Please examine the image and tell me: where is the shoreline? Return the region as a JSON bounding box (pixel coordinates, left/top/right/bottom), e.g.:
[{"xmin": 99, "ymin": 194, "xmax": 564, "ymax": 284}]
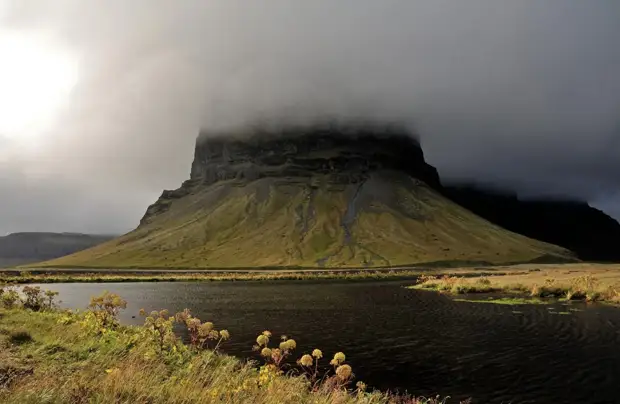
[
  {"xmin": 0, "ymin": 265, "xmax": 527, "ymax": 284},
  {"xmin": 0, "ymin": 269, "xmax": 506, "ymax": 284},
  {"xmin": 0, "ymin": 288, "xmax": 456, "ymax": 403},
  {"xmin": 2, "ymin": 263, "xmax": 619, "ymax": 285}
]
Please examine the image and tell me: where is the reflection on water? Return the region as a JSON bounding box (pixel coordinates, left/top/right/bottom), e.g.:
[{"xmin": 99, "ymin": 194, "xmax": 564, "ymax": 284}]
[{"xmin": 35, "ymin": 281, "xmax": 620, "ymax": 404}]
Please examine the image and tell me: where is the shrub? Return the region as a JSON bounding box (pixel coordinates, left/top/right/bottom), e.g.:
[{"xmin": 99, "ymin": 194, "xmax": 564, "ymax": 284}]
[
  {"xmin": 0, "ymin": 286, "xmax": 20, "ymax": 308},
  {"xmin": 87, "ymin": 291, "xmax": 127, "ymax": 330},
  {"xmin": 174, "ymin": 308, "xmax": 230, "ymax": 352},
  {"xmin": 44, "ymin": 290, "xmax": 59, "ymax": 310},
  {"xmin": 22, "ymin": 286, "xmax": 45, "ymax": 311},
  {"xmin": 20, "ymin": 286, "xmax": 59, "ymax": 311},
  {"xmin": 254, "ymin": 331, "xmax": 297, "ymax": 370},
  {"xmin": 140, "ymin": 308, "xmax": 177, "ymax": 352},
  {"xmin": 252, "ymin": 330, "xmax": 358, "ymax": 393}
]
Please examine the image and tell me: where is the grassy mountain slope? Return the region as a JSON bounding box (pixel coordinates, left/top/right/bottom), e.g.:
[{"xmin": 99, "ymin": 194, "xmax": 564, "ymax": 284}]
[{"xmin": 36, "ymin": 171, "xmax": 572, "ymax": 269}]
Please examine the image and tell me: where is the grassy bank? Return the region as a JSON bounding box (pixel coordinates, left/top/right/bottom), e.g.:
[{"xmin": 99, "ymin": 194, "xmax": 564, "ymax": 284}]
[
  {"xmin": 0, "ymin": 267, "xmax": 514, "ymax": 284},
  {"xmin": 0, "ymin": 286, "xmax": 460, "ymax": 404},
  {"xmin": 410, "ymin": 264, "xmax": 620, "ymax": 304},
  {"xmin": 5, "ymin": 263, "xmax": 619, "ymax": 287},
  {"xmin": 0, "ymin": 270, "xmax": 423, "ymax": 284}
]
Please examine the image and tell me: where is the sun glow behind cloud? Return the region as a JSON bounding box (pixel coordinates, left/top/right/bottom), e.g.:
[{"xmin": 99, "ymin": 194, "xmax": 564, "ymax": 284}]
[{"xmin": 0, "ymin": 32, "xmax": 78, "ymax": 143}]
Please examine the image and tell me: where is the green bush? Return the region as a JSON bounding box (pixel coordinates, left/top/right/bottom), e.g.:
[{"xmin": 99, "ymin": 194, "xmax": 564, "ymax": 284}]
[
  {"xmin": 20, "ymin": 286, "xmax": 58, "ymax": 311},
  {"xmin": 140, "ymin": 309, "xmax": 177, "ymax": 353},
  {"xmin": 0, "ymin": 286, "xmax": 20, "ymax": 308},
  {"xmin": 87, "ymin": 291, "xmax": 127, "ymax": 331}
]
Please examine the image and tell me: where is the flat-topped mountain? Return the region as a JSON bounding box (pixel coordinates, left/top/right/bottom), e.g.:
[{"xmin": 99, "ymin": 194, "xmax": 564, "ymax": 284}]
[
  {"xmin": 0, "ymin": 232, "xmax": 114, "ymax": 267},
  {"xmin": 38, "ymin": 124, "xmax": 572, "ymax": 268}
]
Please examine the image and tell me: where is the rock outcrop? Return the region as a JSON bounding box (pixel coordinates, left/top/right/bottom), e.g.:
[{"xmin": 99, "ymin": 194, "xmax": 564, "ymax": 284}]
[{"xmin": 190, "ymin": 124, "xmax": 441, "ymax": 188}]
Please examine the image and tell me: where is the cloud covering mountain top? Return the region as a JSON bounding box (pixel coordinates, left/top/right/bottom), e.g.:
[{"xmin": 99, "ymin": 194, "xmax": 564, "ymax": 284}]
[{"xmin": 1, "ymin": 0, "xmax": 619, "ymax": 234}]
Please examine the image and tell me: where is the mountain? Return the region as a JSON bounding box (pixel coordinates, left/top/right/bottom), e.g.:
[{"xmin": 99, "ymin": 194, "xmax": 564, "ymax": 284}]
[
  {"xmin": 443, "ymin": 185, "xmax": 620, "ymax": 262},
  {"xmin": 0, "ymin": 232, "xmax": 115, "ymax": 267},
  {"xmin": 36, "ymin": 124, "xmax": 572, "ymax": 269}
]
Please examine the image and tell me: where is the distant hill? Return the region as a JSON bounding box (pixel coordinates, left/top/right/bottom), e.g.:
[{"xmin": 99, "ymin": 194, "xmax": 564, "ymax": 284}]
[
  {"xmin": 37, "ymin": 124, "xmax": 573, "ymax": 269},
  {"xmin": 0, "ymin": 232, "xmax": 115, "ymax": 267},
  {"xmin": 443, "ymin": 185, "xmax": 620, "ymax": 262}
]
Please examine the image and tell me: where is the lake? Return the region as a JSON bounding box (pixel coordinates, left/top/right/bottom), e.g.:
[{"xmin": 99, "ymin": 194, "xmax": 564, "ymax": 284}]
[{"xmin": 34, "ymin": 280, "xmax": 620, "ymax": 404}]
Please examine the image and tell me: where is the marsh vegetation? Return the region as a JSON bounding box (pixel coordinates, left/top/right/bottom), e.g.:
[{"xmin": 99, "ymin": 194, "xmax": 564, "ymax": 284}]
[{"xmin": 412, "ymin": 270, "xmax": 620, "ymax": 304}]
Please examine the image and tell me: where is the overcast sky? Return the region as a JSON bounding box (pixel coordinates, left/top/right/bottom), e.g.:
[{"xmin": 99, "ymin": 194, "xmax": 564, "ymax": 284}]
[{"xmin": 0, "ymin": 0, "xmax": 619, "ymax": 235}]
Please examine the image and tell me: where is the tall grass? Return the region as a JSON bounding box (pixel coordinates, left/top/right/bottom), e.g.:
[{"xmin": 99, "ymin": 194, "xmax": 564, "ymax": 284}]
[
  {"xmin": 412, "ymin": 275, "xmax": 499, "ymax": 294},
  {"xmin": 412, "ymin": 274, "xmax": 620, "ymax": 304}
]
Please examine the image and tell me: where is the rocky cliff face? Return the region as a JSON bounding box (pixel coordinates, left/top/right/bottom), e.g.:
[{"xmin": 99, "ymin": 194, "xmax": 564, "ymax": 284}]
[
  {"xmin": 142, "ymin": 124, "xmax": 442, "ymax": 224},
  {"xmin": 189, "ymin": 125, "xmax": 441, "ymax": 188}
]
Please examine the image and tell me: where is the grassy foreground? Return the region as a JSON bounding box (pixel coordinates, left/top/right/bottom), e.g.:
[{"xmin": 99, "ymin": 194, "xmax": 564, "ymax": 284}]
[
  {"xmin": 410, "ymin": 263, "xmax": 620, "ymax": 304},
  {"xmin": 0, "ymin": 287, "xmax": 460, "ymax": 404}
]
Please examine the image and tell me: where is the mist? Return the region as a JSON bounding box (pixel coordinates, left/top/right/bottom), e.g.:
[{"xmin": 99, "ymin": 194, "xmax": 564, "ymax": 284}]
[{"xmin": 1, "ymin": 0, "xmax": 619, "ymax": 234}]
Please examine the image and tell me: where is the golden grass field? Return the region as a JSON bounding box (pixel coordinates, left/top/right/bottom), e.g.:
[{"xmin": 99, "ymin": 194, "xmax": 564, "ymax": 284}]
[{"xmin": 412, "ymin": 263, "xmax": 620, "ymax": 303}]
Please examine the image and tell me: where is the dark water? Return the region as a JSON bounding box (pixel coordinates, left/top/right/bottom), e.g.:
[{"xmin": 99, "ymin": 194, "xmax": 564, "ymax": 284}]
[{"xmin": 34, "ymin": 281, "xmax": 620, "ymax": 404}]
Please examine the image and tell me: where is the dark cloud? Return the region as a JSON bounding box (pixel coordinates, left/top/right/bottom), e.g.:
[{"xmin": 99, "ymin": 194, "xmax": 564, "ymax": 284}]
[
  {"xmin": 0, "ymin": 0, "xmax": 619, "ymax": 234},
  {"xmin": 0, "ymin": 163, "xmax": 149, "ymax": 234}
]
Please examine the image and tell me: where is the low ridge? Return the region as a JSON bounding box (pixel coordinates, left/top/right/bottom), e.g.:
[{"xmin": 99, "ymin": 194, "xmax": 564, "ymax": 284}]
[
  {"xmin": 37, "ymin": 123, "xmax": 572, "ymax": 269},
  {"xmin": 0, "ymin": 232, "xmax": 114, "ymax": 267}
]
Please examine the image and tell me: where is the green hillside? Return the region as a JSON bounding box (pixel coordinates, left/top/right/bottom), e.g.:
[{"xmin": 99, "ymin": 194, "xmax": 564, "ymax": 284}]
[{"xmin": 35, "ymin": 171, "xmax": 572, "ymax": 269}]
